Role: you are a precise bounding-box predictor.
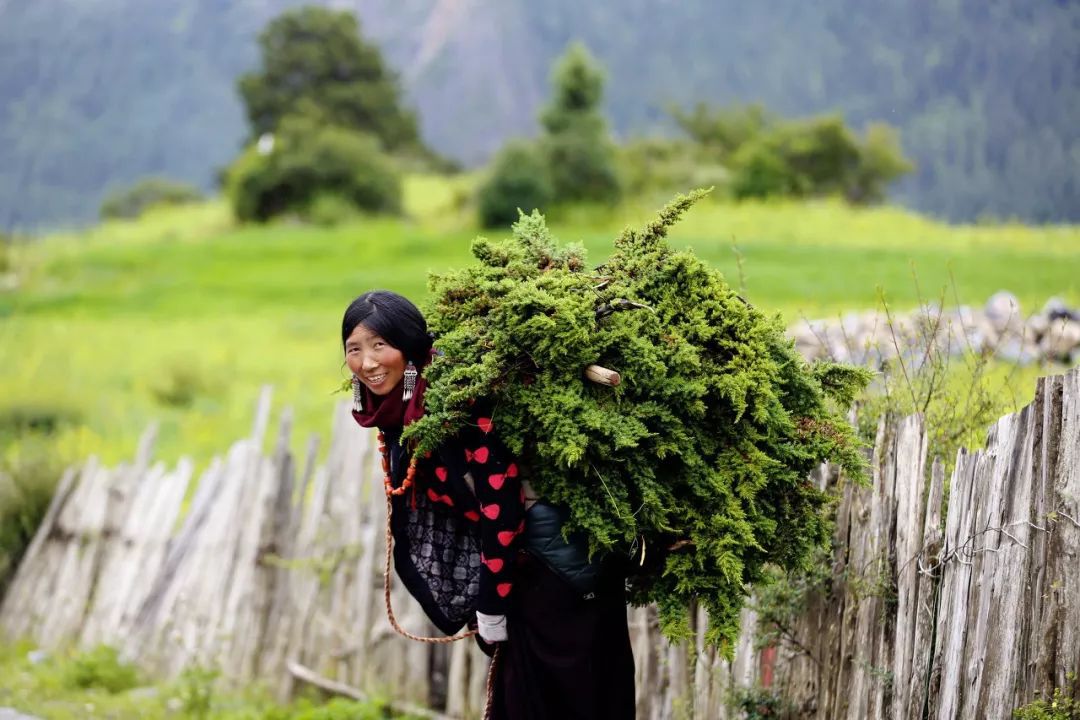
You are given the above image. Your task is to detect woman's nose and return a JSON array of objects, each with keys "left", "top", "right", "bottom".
[{"left": 362, "top": 355, "right": 379, "bottom": 370}]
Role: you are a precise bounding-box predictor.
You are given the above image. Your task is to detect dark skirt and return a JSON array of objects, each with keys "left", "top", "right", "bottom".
[{"left": 484, "top": 552, "right": 636, "bottom": 720}]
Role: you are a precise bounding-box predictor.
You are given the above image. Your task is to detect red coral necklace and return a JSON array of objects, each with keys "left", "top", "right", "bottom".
[{"left": 379, "top": 431, "right": 417, "bottom": 497}]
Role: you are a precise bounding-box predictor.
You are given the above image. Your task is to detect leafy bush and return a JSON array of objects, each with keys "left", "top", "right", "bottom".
[
  {"left": 176, "top": 664, "right": 219, "bottom": 719},
  {"left": 476, "top": 142, "right": 554, "bottom": 228},
  {"left": 618, "top": 138, "right": 730, "bottom": 198},
  {"left": 850, "top": 288, "right": 1026, "bottom": 473},
  {"left": 0, "top": 404, "right": 75, "bottom": 594},
  {"left": 671, "top": 102, "right": 775, "bottom": 159},
  {"left": 63, "top": 645, "right": 140, "bottom": 694},
  {"left": 226, "top": 114, "right": 402, "bottom": 223},
  {"left": 844, "top": 123, "right": 915, "bottom": 204},
  {"left": 305, "top": 192, "right": 362, "bottom": 227},
  {"left": 149, "top": 364, "right": 209, "bottom": 409},
  {"left": 538, "top": 43, "right": 622, "bottom": 205},
  {"left": 730, "top": 115, "right": 912, "bottom": 204},
  {"left": 0, "top": 457, "right": 60, "bottom": 595},
  {"left": 100, "top": 177, "right": 203, "bottom": 220},
  {"left": 237, "top": 6, "right": 426, "bottom": 157},
  {"left": 406, "top": 191, "right": 870, "bottom": 649},
  {"left": 730, "top": 686, "right": 795, "bottom": 719},
  {"left": 1014, "top": 685, "right": 1080, "bottom": 720}
]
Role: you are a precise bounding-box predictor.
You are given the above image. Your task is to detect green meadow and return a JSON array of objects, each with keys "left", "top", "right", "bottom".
[{"left": 2, "top": 178, "right": 1078, "bottom": 471}]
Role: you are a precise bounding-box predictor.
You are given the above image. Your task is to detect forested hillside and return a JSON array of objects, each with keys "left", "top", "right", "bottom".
[{"left": 1, "top": 0, "right": 1077, "bottom": 230}]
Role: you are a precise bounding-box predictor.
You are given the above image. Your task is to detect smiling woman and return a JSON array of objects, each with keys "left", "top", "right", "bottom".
[{"left": 339, "top": 289, "right": 635, "bottom": 719}]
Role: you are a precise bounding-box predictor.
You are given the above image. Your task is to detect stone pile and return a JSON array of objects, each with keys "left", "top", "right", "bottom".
[{"left": 789, "top": 292, "right": 1080, "bottom": 368}]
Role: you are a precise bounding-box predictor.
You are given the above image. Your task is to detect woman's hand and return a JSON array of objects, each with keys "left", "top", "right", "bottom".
[{"left": 475, "top": 611, "right": 508, "bottom": 643}]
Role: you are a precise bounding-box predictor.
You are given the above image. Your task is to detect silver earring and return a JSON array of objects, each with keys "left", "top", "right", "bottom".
[
  {"left": 352, "top": 375, "right": 363, "bottom": 412},
  {"left": 402, "top": 361, "right": 418, "bottom": 401}
]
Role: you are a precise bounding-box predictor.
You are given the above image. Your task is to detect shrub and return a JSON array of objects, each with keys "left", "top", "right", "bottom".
[
  {"left": 0, "top": 405, "right": 75, "bottom": 595},
  {"left": 63, "top": 645, "right": 140, "bottom": 694},
  {"left": 541, "top": 116, "right": 623, "bottom": 205},
  {"left": 226, "top": 114, "right": 402, "bottom": 223},
  {"left": 148, "top": 360, "right": 216, "bottom": 408},
  {"left": 0, "top": 455, "right": 61, "bottom": 595},
  {"left": 618, "top": 138, "right": 729, "bottom": 198},
  {"left": 1013, "top": 685, "right": 1080, "bottom": 720},
  {"left": 730, "top": 114, "right": 913, "bottom": 204},
  {"left": 100, "top": 177, "right": 202, "bottom": 220},
  {"left": 176, "top": 664, "right": 219, "bottom": 719},
  {"left": 538, "top": 43, "right": 622, "bottom": 205},
  {"left": 671, "top": 102, "right": 775, "bottom": 159},
  {"left": 844, "top": 123, "right": 915, "bottom": 204},
  {"left": 305, "top": 192, "right": 362, "bottom": 227},
  {"left": 730, "top": 685, "right": 795, "bottom": 719},
  {"left": 476, "top": 142, "right": 554, "bottom": 228}
]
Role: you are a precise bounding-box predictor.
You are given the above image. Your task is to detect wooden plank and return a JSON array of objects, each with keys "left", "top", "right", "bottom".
[
  {"left": 961, "top": 410, "right": 1020, "bottom": 719},
  {"left": 890, "top": 414, "right": 929, "bottom": 718},
  {"left": 1042, "top": 369, "right": 1080, "bottom": 697},
  {"left": 1026, "top": 374, "right": 1062, "bottom": 701},
  {"left": 0, "top": 465, "right": 77, "bottom": 639},
  {"left": 844, "top": 417, "right": 888, "bottom": 719},
  {"left": 905, "top": 457, "right": 944, "bottom": 720}
]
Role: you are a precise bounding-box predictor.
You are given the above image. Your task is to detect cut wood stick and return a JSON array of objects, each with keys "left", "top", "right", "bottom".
[
  {"left": 585, "top": 365, "right": 621, "bottom": 386},
  {"left": 287, "top": 661, "right": 454, "bottom": 720}
]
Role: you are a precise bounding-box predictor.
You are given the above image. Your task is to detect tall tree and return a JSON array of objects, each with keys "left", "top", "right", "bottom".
[
  {"left": 237, "top": 6, "right": 422, "bottom": 153},
  {"left": 539, "top": 43, "right": 622, "bottom": 204}
]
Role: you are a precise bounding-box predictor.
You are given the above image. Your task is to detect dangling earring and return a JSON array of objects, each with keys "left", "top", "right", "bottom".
[
  {"left": 402, "top": 361, "right": 418, "bottom": 401},
  {"left": 351, "top": 375, "right": 363, "bottom": 412}
]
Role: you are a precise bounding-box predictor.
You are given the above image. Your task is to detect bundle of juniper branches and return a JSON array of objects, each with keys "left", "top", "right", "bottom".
[{"left": 404, "top": 190, "right": 871, "bottom": 650}]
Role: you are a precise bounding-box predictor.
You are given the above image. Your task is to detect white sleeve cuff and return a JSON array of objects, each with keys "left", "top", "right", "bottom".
[{"left": 475, "top": 611, "right": 508, "bottom": 643}]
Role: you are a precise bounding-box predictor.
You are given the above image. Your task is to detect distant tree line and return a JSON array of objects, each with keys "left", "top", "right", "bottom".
[
  {"left": 476, "top": 47, "right": 912, "bottom": 228},
  {"left": 205, "top": 8, "right": 912, "bottom": 229},
  {"left": 1, "top": 0, "right": 1075, "bottom": 230}
]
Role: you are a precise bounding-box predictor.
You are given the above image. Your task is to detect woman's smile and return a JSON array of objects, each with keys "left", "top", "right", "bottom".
[{"left": 345, "top": 324, "right": 407, "bottom": 396}]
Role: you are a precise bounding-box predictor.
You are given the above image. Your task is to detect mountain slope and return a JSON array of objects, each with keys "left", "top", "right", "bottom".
[{"left": 1, "top": 0, "right": 1077, "bottom": 230}]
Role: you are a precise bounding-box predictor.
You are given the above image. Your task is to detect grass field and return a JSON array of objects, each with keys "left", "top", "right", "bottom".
[
  {"left": 1, "top": 179, "right": 1078, "bottom": 471},
  {"left": 0, "top": 640, "right": 409, "bottom": 719}
]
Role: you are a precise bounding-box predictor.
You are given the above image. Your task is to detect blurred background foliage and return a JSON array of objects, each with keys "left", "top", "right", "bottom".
[{"left": 1, "top": 0, "right": 1078, "bottom": 231}]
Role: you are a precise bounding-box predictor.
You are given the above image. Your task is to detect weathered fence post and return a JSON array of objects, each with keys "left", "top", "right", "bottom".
[{"left": 1, "top": 367, "right": 1077, "bottom": 719}]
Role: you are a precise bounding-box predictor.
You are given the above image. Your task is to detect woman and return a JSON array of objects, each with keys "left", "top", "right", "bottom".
[{"left": 342, "top": 290, "right": 635, "bottom": 719}]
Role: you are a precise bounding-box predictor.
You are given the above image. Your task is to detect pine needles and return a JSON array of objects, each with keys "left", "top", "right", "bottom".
[{"left": 403, "top": 191, "right": 871, "bottom": 652}]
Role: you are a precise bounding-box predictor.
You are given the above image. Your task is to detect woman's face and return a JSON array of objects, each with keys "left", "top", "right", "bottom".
[{"left": 345, "top": 324, "right": 407, "bottom": 396}]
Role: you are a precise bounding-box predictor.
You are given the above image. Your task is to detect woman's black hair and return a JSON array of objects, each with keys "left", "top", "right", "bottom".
[{"left": 341, "top": 290, "right": 433, "bottom": 363}]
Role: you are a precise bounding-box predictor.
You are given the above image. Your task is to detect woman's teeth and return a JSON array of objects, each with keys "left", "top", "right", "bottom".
[{"left": 367, "top": 374, "right": 387, "bottom": 384}]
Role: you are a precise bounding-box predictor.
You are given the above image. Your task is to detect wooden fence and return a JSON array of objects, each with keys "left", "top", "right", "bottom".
[{"left": 1, "top": 367, "right": 1077, "bottom": 718}]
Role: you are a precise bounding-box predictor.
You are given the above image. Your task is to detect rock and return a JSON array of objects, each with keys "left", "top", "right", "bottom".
[
  {"left": 1040, "top": 318, "right": 1080, "bottom": 362},
  {"left": 1042, "top": 296, "right": 1077, "bottom": 321},
  {"left": 1026, "top": 313, "right": 1050, "bottom": 341},
  {"left": 985, "top": 291, "right": 1023, "bottom": 334},
  {"left": 996, "top": 336, "right": 1041, "bottom": 365}
]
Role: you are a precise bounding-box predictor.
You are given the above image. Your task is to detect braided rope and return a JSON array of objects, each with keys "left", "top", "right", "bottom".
[{"left": 383, "top": 495, "right": 501, "bottom": 718}]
